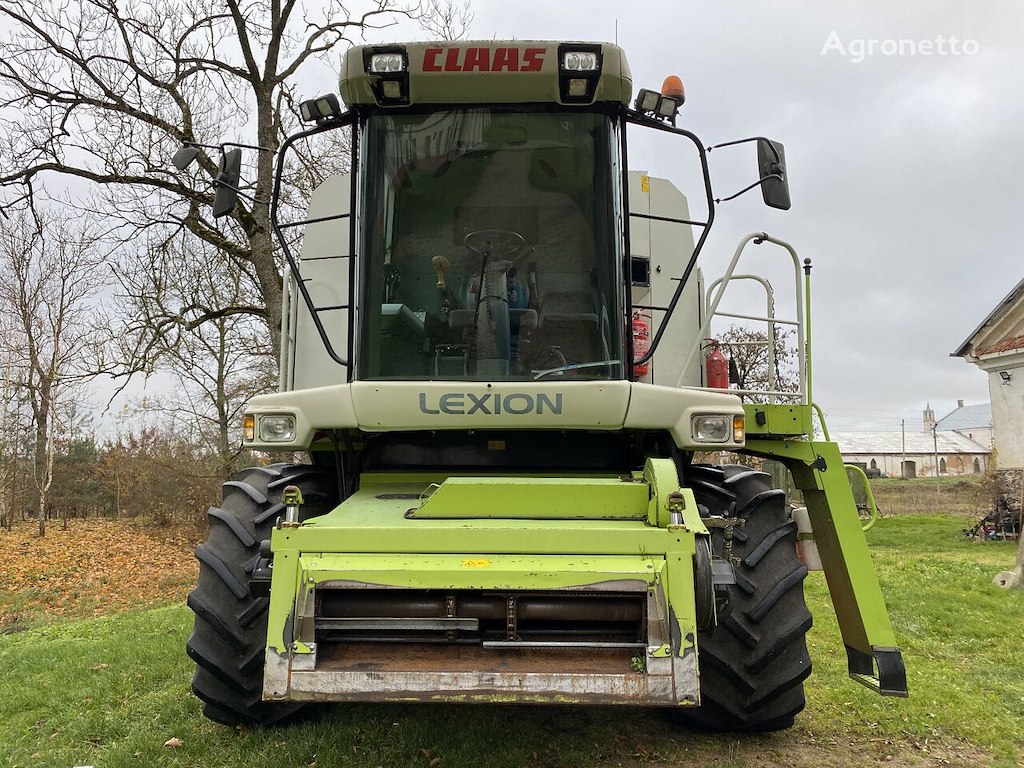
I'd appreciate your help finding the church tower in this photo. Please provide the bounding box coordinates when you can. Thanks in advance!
[923,403,936,432]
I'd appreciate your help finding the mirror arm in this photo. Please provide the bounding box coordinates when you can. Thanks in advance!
[706,135,780,162]
[184,140,274,154]
[210,179,267,207]
[715,173,784,204]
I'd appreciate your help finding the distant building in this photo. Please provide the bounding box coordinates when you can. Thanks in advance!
[953,276,1024,509]
[831,401,991,478]
[832,429,989,478]
[922,403,936,434]
[935,400,993,448]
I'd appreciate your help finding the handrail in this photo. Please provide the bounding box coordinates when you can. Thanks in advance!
[811,402,831,442]
[845,463,881,532]
[676,233,807,407]
[270,113,357,370]
[623,110,716,368]
[704,272,778,394]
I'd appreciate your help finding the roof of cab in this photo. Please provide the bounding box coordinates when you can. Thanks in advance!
[339,41,632,108]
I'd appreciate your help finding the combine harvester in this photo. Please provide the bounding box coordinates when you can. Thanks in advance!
[179,40,907,731]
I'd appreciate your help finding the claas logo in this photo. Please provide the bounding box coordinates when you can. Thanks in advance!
[422,46,546,73]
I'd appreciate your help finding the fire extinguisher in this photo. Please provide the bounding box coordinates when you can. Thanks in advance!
[632,311,651,377]
[706,340,729,389]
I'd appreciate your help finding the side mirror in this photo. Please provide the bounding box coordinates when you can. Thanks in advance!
[212,148,242,218]
[171,145,199,171]
[757,139,790,210]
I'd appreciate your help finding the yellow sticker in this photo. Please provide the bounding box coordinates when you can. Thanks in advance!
[461,559,491,568]
[641,175,650,193]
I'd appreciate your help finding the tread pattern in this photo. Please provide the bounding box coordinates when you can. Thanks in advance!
[206,507,257,548]
[186,463,338,726]
[680,464,813,732]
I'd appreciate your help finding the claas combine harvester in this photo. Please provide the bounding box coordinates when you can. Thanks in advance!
[180,40,908,731]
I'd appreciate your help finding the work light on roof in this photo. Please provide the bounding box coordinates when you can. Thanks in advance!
[562,51,598,71]
[634,77,685,124]
[657,95,682,119]
[370,53,406,73]
[635,89,660,113]
[299,94,342,123]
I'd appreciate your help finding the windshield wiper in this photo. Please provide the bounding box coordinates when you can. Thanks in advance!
[531,360,622,381]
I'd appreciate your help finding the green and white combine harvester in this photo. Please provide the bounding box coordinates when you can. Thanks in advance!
[184,40,908,731]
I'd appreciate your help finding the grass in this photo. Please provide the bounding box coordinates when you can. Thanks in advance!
[1,515,1020,768]
[802,516,1023,764]
[868,475,994,517]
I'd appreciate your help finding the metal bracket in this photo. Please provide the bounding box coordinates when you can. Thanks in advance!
[704,515,745,566]
[846,645,909,697]
[445,594,457,642]
[505,596,518,641]
[291,641,318,671]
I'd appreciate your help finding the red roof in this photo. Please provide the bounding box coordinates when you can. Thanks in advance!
[976,334,1024,356]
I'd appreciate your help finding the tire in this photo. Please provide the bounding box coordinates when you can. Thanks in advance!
[186,463,339,725]
[680,464,812,732]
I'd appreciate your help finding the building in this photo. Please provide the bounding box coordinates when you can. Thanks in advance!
[953,277,1024,509]
[935,400,993,448]
[831,429,989,478]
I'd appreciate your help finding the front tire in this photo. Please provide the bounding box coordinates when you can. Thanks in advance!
[680,464,812,732]
[186,463,338,725]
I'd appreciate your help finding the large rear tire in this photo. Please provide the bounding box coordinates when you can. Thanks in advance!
[186,463,338,725]
[680,464,812,732]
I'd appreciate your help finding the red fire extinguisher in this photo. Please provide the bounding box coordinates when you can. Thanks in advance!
[706,340,729,389]
[632,311,651,377]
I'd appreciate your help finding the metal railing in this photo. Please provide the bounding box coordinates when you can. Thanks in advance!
[677,232,808,405]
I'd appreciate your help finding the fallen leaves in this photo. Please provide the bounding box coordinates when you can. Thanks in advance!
[0,519,199,629]
[164,737,183,748]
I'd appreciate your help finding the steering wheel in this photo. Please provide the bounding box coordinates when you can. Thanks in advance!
[463,229,526,260]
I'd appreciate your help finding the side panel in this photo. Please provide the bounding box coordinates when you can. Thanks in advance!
[627,172,703,387]
[284,173,352,391]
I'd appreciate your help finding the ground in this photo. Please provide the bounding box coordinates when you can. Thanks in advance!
[0,487,1019,768]
[0,519,197,631]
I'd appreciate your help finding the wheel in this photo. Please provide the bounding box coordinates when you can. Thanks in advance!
[186,463,339,725]
[679,464,812,732]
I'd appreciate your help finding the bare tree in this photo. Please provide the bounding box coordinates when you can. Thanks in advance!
[718,324,800,399]
[0,0,413,363]
[0,210,103,536]
[0,312,28,531]
[417,0,474,40]
[108,235,275,479]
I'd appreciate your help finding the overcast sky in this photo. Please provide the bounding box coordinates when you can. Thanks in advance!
[361,0,1021,432]
[8,1,1019,435]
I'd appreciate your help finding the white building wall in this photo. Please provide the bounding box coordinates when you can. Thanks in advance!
[979,352,1024,469]
[954,426,993,448]
[843,453,988,477]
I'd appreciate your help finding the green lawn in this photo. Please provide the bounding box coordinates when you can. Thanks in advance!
[1,515,1020,768]
[802,516,1023,763]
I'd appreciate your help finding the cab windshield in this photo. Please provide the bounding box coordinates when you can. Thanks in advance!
[358,108,622,380]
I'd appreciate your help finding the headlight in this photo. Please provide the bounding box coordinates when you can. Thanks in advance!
[258,414,296,442]
[692,414,731,443]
